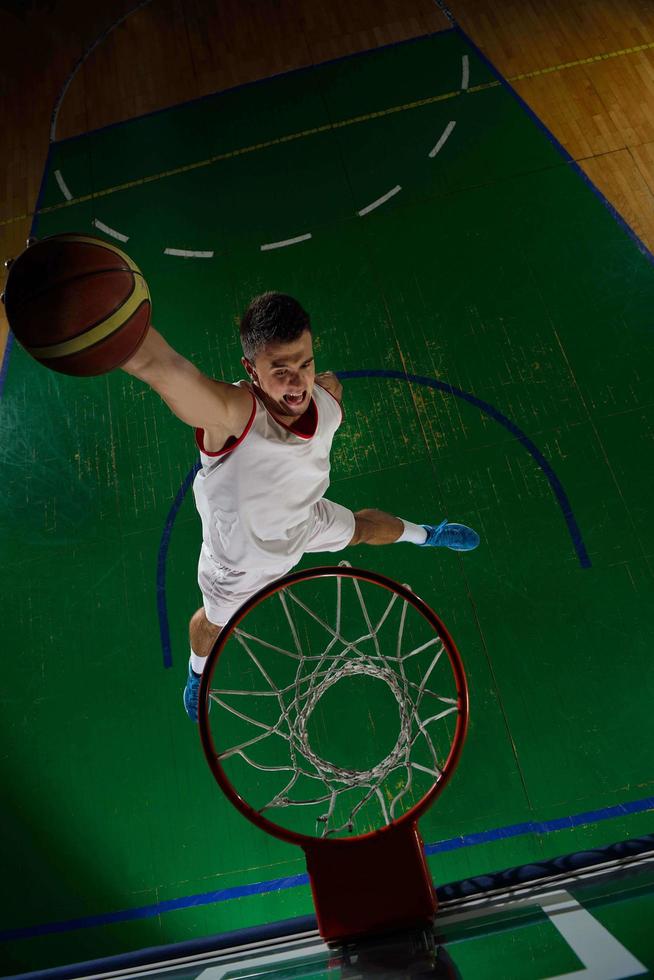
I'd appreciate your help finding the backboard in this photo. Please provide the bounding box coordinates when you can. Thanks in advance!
[12,845,653,980]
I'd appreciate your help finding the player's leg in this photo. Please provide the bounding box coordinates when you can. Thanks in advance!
[350,509,479,550]
[184,606,223,723]
[185,549,297,721]
[185,545,237,722]
[349,509,403,545]
[304,499,479,557]
[189,605,223,659]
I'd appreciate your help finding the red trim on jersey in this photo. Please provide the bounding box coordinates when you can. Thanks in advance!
[195,390,257,458]
[262,391,318,439]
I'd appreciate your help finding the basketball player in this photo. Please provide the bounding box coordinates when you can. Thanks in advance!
[122,292,479,721]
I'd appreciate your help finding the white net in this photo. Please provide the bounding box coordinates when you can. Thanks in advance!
[206,565,463,839]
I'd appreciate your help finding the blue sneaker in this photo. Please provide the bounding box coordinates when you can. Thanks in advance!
[420,519,480,551]
[183,662,202,722]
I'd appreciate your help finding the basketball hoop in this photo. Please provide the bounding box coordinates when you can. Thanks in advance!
[199,564,469,943]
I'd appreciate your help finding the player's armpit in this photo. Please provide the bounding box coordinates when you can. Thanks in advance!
[121,326,251,430]
[315,371,343,403]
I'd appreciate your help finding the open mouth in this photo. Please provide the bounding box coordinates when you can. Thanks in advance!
[283,391,306,407]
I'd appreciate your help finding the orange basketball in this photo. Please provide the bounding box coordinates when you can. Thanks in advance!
[2,233,151,376]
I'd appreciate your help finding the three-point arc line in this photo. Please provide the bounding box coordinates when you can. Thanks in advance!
[429,121,456,158]
[261,234,312,251]
[54,169,72,201]
[93,218,129,242]
[461,54,470,91]
[50,54,471,251]
[164,248,215,258]
[156,369,591,669]
[357,185,402,217]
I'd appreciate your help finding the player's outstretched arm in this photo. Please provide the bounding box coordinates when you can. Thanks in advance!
[121,326,251,430]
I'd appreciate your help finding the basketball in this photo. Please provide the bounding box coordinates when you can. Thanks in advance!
[2,233,151,376]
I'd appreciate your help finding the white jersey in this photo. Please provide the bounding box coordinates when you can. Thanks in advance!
[193,380,344,571]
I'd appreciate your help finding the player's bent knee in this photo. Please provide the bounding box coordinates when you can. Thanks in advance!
[189,606,205,629]
[190,606,223,637]
[349,512,367,546]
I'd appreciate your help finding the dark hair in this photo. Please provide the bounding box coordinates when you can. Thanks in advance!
[240,292,311,362]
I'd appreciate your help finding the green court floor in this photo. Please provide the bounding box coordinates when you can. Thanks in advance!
[2,26,654,975]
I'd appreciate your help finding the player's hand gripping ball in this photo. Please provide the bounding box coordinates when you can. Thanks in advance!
[2,233,151,376]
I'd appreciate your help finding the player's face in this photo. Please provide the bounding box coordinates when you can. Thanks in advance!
[244,330,316,419]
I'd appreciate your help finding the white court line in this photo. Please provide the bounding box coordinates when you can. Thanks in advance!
[164,248,214,258]
[357,185,402,217]
[461,54,470,90]
[54,170,72,201]
[260,233,312,251]
[92,219,129,243]
[539,890,648,980]
[429,120,457,158]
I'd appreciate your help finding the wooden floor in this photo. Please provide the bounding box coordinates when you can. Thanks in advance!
[2,0,654,355]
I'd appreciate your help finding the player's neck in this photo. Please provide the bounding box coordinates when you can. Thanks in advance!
[254,384,314,432]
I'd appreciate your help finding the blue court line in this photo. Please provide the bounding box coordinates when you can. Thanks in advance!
[0,331,16,401]
[339,370,591,569]
[3,795,652,943]
[0,875,309,943]
[425,796,654,854]
[157,370,590,668]
[157,459,201,668]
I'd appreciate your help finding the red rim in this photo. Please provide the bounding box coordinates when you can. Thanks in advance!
[199,565,469,848]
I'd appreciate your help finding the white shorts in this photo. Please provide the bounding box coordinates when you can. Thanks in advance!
[198,498,356,625]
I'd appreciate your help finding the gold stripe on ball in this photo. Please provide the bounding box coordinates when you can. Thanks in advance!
[28,274,149,359]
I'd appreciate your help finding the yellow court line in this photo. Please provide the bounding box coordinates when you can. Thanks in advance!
[2,38,654,231]
[510,40,654,81]
[0,83,499,229]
